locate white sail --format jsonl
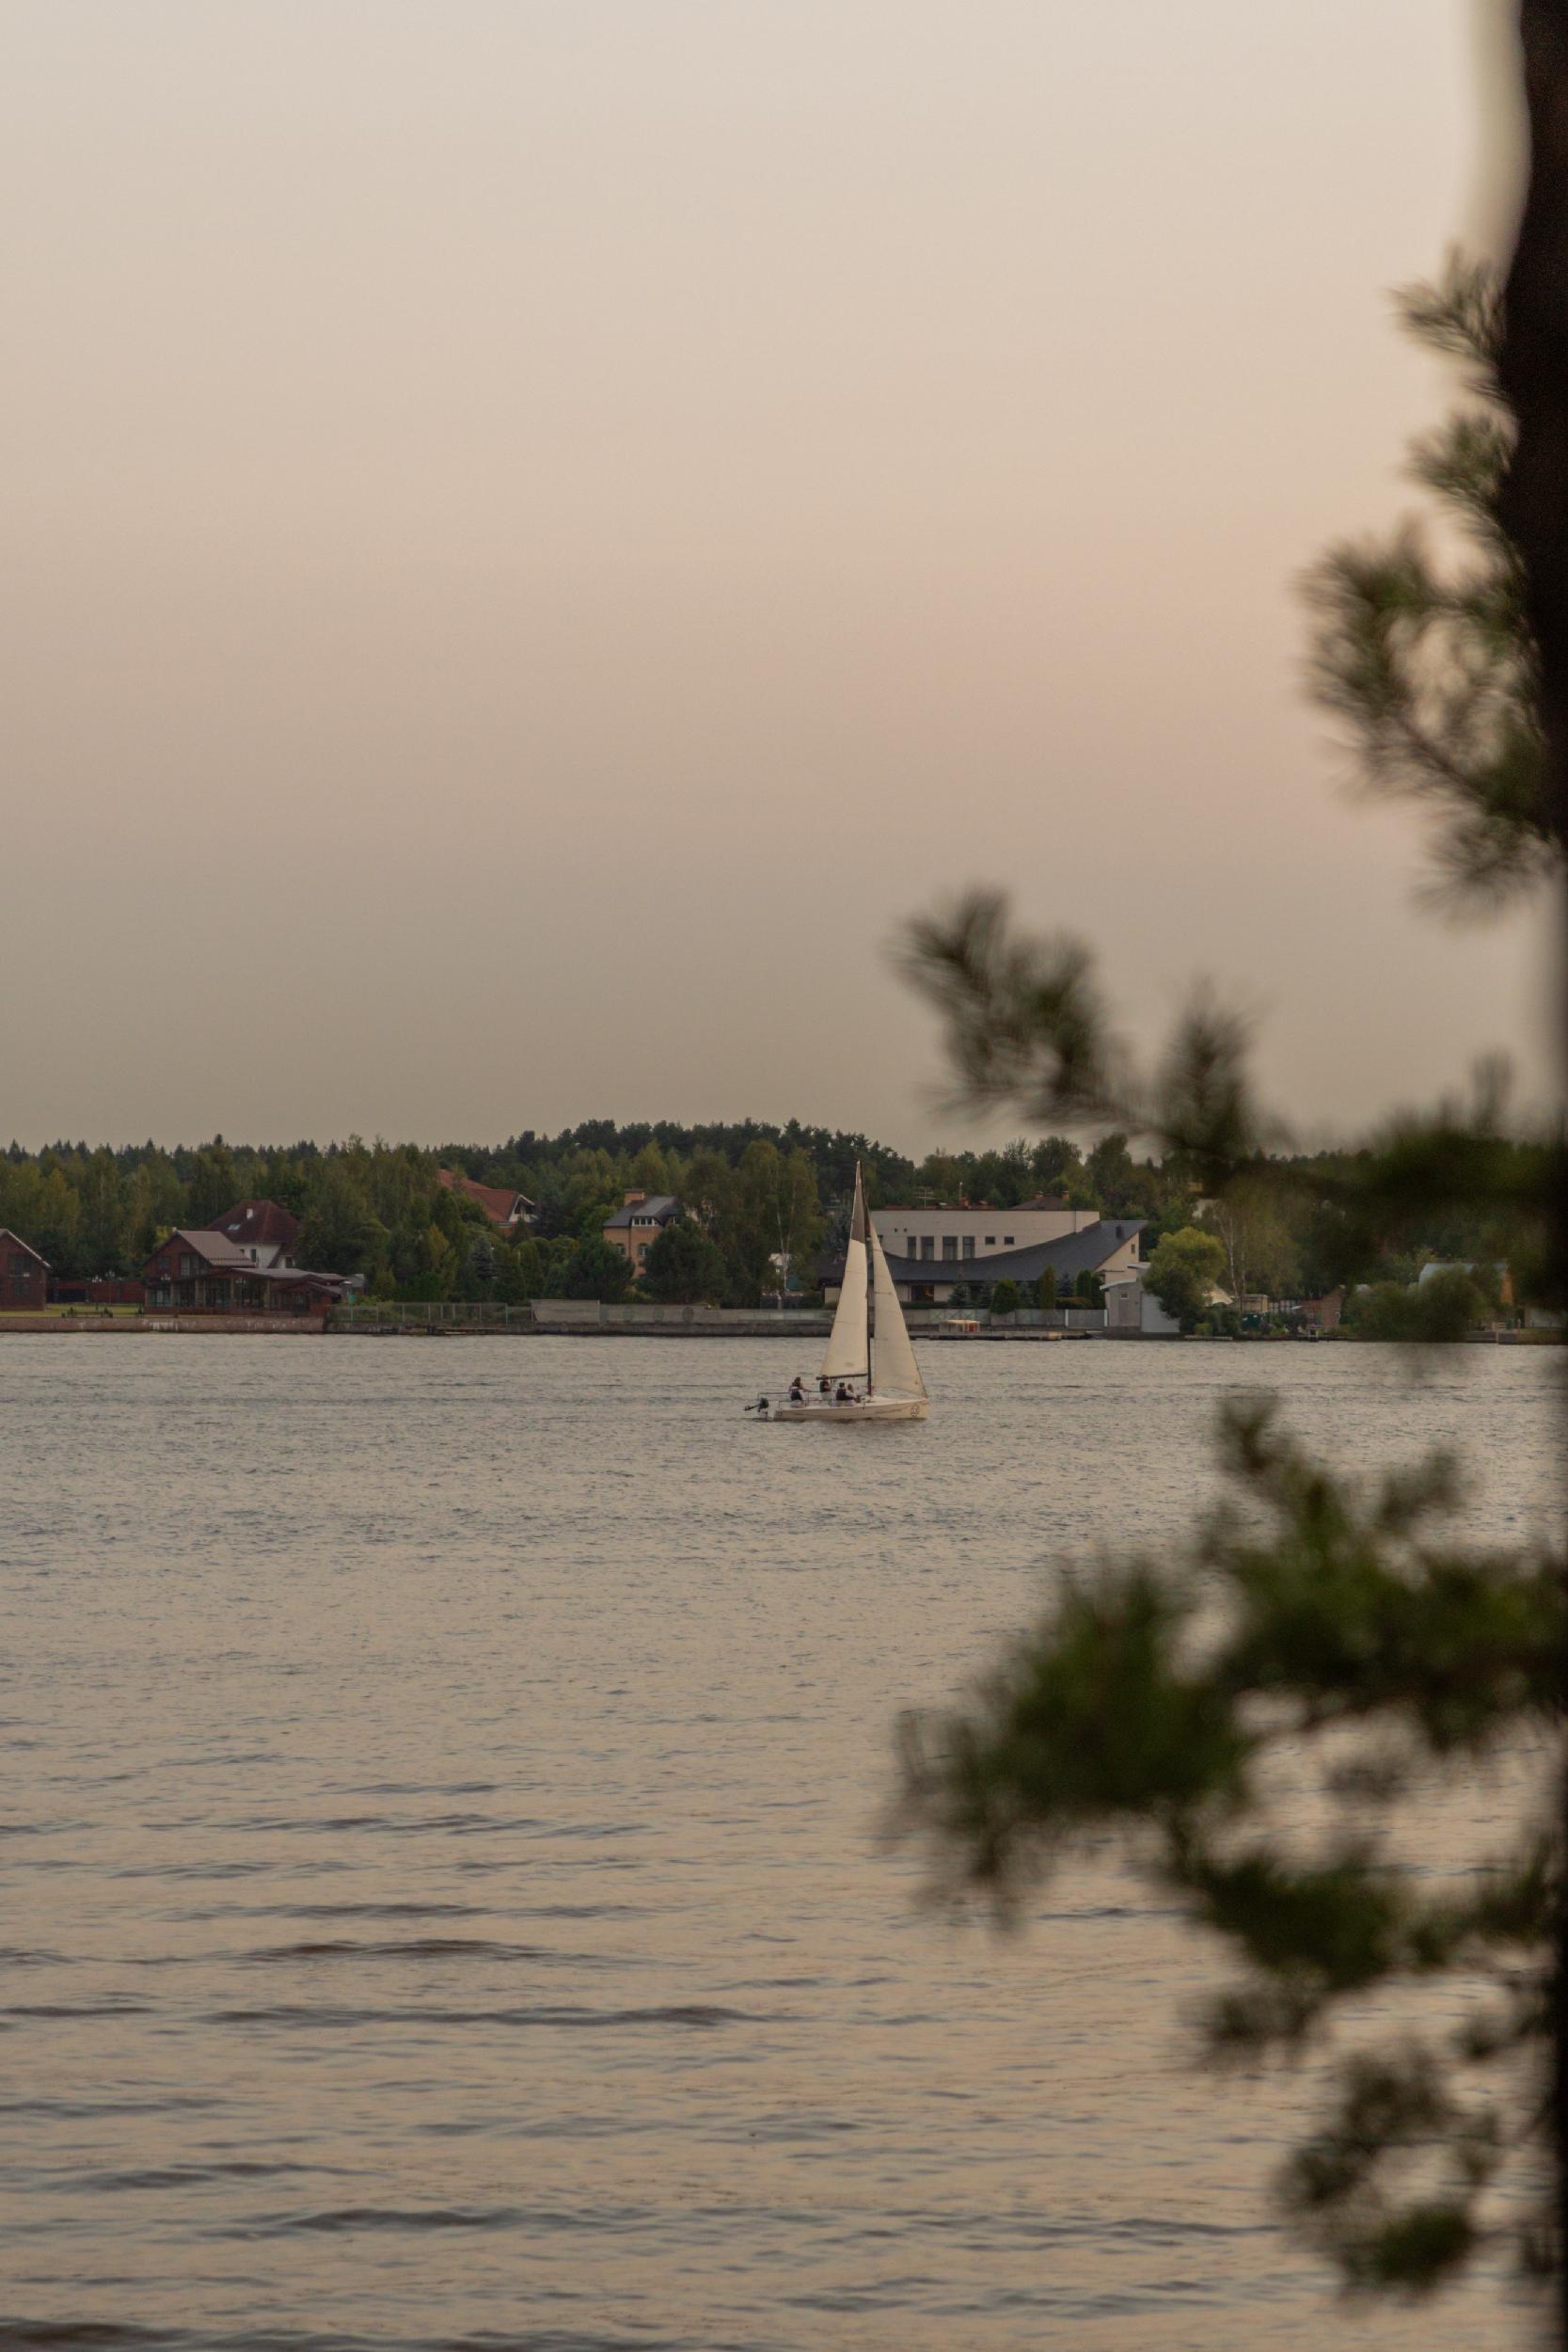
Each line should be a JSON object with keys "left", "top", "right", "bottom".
{"left": 820, "top": 1165, "right": 871, "bottom": 1379}
{"left": 820, "top": 1238, "right": 868, "bottom": 1377}
{"left": 761, "top": 1160, "right": 927, "bottom": 1418}
{"left": 868, "top": 1223, "right": 927, "bottom": 1399}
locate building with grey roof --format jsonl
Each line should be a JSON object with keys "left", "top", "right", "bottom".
{"left": 823, "top": 1218, "right": 1145, "bottom": 1305}
{"left": 602, "top": 1190, "right": 681, "bottom": 1274}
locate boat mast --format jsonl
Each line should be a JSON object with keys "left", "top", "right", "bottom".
{"left": 861, "top": 1161, "right": 875, "bottom": 1396}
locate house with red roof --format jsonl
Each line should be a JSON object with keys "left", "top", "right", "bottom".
{"left": 201, "top": 1199, "right": 300, "bottom": 1269}
{"left": 436, "top": 1169, "right": 535, "bottom": 1232}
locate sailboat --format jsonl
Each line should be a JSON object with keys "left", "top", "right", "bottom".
{"left": 759, "top": 1164, "right": 929, "bottom": 1423}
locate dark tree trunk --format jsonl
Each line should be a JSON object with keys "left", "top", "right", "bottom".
{"left": 1496, "top": 5, "right": 1568, "bottom": 2330}
{"left": 1500, "top": 1, "right": 1568, "bottom": 849}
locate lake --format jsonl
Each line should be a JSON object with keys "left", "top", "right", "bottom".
{"left": 1, "top": 1337, "right": 1560, "bottom": 2350}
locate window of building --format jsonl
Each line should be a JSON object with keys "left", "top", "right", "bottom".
{"left": 962, "top": 1236, "right": 975, "bottom": 1258}
{"left": 1004, "top": 1235, "right": 1014, "bottom": 1246}
{"left": 921, "top": 1236, "right": 935, "bottom": 1261}
{"left": 942, "top": 1236, "right": 958, "bottom": 1262}
{"left": 985, "top": 1235, "right": 995, "bottom": 1247}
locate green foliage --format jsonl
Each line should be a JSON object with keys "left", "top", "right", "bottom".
{"left": 1344, "top": 1269, "right": 1488, "bottom": 1343}
{"left": 1034, "top": 1265, "right": 1058, "bottom": 1310}
{"left": 641, "top": 1216, "right": 729, "bottom": 1305}
{"left": 455, "top": 1230, "right": 497, "bottom": 1301}
{"left": 1200, "top": 1172, "right": 1302, "bottom": 1309}
{"left": 1085, "top": 1132, "right": 1137, "bottom": 1215}
{"left": 1304, "top": 254, "right": 1555, "bottom": 910}
{"left": 184, "top": 1142, "right": 239, "bottom": 1229}
{"left": 720, "top": 1141, "right": 825, "bottom": 1304}
{"left": 1072, "top": 1267, "right": 1103, "bottom": 1306}
{"left": 554, "top": 1234, "right": 636, "bottom": 1303}
{"left": 885, "top": 249, "right": 1568, "bottom": 2317}
{"left": 892, "top": 887, "right": 1556, "bottom": 1322}
{"left": 75, "top": 1149, "right": 126, "bottom": 1274}
{"left": 0, "top": 1094, "right": 1545, "bottom": 1313}
{"left": 1030, "top": 1136, "right": 1085, "bottom": 1195}
{"left": 988, "top": 1279, "right": 1022, "bottom": 1317}
{"left": 24, "top": 1167, "right": 81, "bottom": 1271}
{"left": 494, "top": 1117, "right": 913, "bottom": 1213}
{"left": 961, "top": 1140, "right": 1036, "bottom": 1209}
{"left": 296, "top": 1161, "right": 388, "bottom": 1279}
{"left": 896, "top": 892, "right": 1274, "bottom": 1197}
{"left": 124, "top": 1154, "right": 183, "bottom": 1264}
{"left": 893, "top": 1398, "right": 1563, "bottom": 2295}
{"left": 916, "top": 1152, "right": 968, "bottom": 1202}
{"left": 399, "top": 1221, "right": 455, "bottom": 1301}
{"left": 494, "top": 1238, "right": 542, "bottom": 1303}
{"left": 1146, "top": 1227, "right": 1227, "bottom": 1331}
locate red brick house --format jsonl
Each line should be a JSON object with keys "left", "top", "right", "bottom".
{"left": 0, "top": 1230, "right": 49, "bottom": 1310}
{"left": 201, "top": 1199, "right": 300, "bottom": 1268}
{"left": 142, "top": 1229, "right": 350, "bottom": 1315}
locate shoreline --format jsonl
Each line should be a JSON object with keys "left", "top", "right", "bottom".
{"left": 0, "top": 1315, "right": 1556, "bottom": 1344}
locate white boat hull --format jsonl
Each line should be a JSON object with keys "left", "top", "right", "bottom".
{"left": 765, "top": 1396, "right": 927, "bottom": 1423}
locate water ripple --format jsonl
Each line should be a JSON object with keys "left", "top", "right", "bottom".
{"left": 3, "top": 1338, "right": 1552, "bottom": 2351}
{"left": 202, "top": 2002, "right": 759, "bottom": 2030}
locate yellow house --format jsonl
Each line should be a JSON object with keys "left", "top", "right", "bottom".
{"left": 602, "top": 1190, "right": 680, "bottom": 1273}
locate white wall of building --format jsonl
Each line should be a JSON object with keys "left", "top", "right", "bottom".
{"left": 874, "top": 1203, "right": 1096, "bottom": 1263}
{"left": 1103, "top": 1272, "right": 1180, "bottom": 1335}
{"left": 824, "top": 1221, "right": 1142, "bottom": 1304}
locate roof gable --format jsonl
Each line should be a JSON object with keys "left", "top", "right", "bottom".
{"left": 0, "top": 1228, "right": 48, "bottom": 1266}
{"left": 436, "top": 1169, "right": 534, "bottom": 1226}
{"left": 604, "top": 1193, "right": 679, "bottom": 1229}
{"left": 145, "top": 1228, "right": 257, "bottom": 1271}
{"left": 202, "top": 1200, "right": 299, "bottom": 1250}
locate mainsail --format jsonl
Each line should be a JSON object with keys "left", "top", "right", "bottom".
{"left": 818, "top": 1166, "right": 927, "bottom": 1399}
{"left": 868, "top": 1222, "right": 927, "bottom": 1401}
{"left": 819, "top": 1169, "right": 869, "bottom": 1378}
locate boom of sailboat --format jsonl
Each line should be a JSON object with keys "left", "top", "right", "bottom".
{"left": 750, "top": 1163, "right": 929, "bottom": 1423}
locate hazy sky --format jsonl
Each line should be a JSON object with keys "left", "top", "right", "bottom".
{"left": 1, "top": 2, "right": 1551, "bottom": 1157}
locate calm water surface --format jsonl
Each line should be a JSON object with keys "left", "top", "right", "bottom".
{"left": 2, "top": 1337, "right": 1560, "bottom": 2351}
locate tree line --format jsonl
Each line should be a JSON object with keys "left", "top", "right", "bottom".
{"left": 0, "top": 1120, "right": 1545, "bottom": 1316}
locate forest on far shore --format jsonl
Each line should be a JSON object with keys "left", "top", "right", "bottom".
{"left": 0, "top": 1118, "right": 1544, "bottom": 1317}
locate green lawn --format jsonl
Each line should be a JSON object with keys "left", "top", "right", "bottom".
{"left": 0, "top": 1304, "right": 144, "bottom": 1320}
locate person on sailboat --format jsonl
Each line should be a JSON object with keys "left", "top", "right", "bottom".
{"left": 817, "top": 1375, "right": 832, "bottom": 1396}
{"left": 788, "top": 1375, "right": 806, "bottom": 1404}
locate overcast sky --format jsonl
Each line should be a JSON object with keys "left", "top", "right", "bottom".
{"left": 0, "top": 2, "right": 1550, "bottom": 1158}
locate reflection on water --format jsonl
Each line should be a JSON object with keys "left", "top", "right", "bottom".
{"left": 1, "top": 1337, "right": 1559, "bottom": 2350}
